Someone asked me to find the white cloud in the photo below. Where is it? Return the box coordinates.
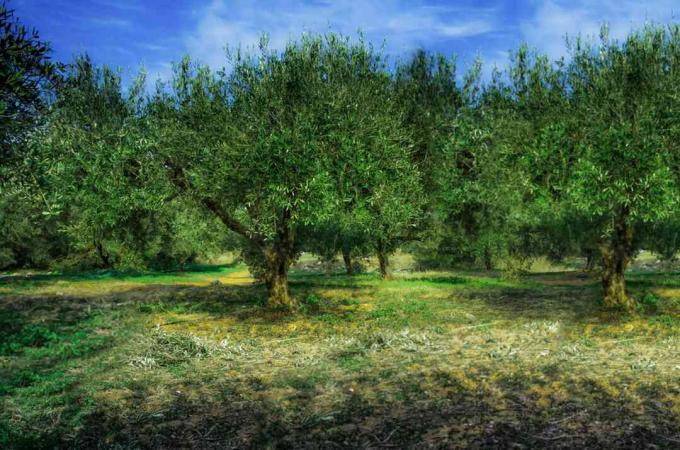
[439,20,493,38]
[87,17,132,28]
[88,17,131,28]
[92,0,144,12]
[184,0,499,69]
[521,0,679,58]
[147,61,173,84]
[179,0,680,77]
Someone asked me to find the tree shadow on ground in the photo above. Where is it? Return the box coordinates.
[3,276,679,448]
[63,373,680,449]
[0,262,241,291]
[452,284,606,322]
[399,275,470,285]
[0,279,379,329]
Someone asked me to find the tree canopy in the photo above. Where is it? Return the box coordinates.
[3,17,680,312]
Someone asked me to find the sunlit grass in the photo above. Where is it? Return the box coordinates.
[1,262,679,447]
[0,263,250,297]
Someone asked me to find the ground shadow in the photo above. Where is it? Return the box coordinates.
[399,275,470,285]
[0,262,241,289]
[452,284,606,322]
[59,369,680,449]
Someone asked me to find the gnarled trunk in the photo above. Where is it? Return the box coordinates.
[263,245,294,308]
[342,247,353,275]
[376,240,391,279]
[600,210,634,310]
[262,212,298,309]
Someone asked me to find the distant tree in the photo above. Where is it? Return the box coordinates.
[35,57,226,271]
[325,51,424,279]
[395,50,463,188]
[422,51,550,276]
[38,57,148,269]
[643,216,680,267]
[298,221,371,275]
[365,163,423,279]
[395,51,476,272]
[441,86,538,275]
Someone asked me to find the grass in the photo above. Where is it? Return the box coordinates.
[0,262,247,297]
[1,260,679,448]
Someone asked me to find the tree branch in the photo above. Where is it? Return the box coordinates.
[202,197,265,247]
[164,159,264,246]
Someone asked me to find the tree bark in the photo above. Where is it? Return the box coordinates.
[342,247,353,275]
[261,211,298,309]
[600,209,635,310]
[483,246,493,271]
[94,240,111,268]
[376,240,391,279]
[263,245,294,308]
[584,249,596,272]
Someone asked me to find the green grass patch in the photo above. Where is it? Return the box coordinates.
[1,265,679,448]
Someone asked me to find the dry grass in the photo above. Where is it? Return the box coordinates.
[1,261,679,448]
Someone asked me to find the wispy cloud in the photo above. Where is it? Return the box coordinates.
[88,16,131,28]
[185,0,500,69]
[439,20,493,38]
[138,43,169,52]
[92,0,145,12]
[521,0,679,58]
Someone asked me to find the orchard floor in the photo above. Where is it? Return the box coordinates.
[1,261,679,448]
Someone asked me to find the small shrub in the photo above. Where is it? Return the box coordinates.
[649,314,677,327]
[640,293,659,306]
[636,293,660,313]
[0,325,58,354]
[301,294,323,312]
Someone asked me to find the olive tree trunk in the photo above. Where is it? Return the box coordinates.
[262,213,298,309]
[483,247,493,271]
[342,247,353,275]
[600,210,634,310]
[376,240,391,279]
[584,248,596,272]
[94,240,111,268]
[262,246,294,307]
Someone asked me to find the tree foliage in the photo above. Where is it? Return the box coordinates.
[145,34,421,305]
[3,18,680,313]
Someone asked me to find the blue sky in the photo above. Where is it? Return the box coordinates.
[12,0,680,83]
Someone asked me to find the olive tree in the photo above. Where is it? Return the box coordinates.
[298,221,371,275]
[149,34,417,305]
[0,4,61,269]
[564,25,680,309]
[0,3,59,160]
[394,51,474,273]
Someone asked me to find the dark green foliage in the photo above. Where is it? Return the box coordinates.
[298,222,371,274]
[27,56,234,271]
[2,17,680,312]
[643,214,680,266]
[146,34,422,302]
[0,185,67,269]
[0,3,59,162]
[0,4,63,270]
